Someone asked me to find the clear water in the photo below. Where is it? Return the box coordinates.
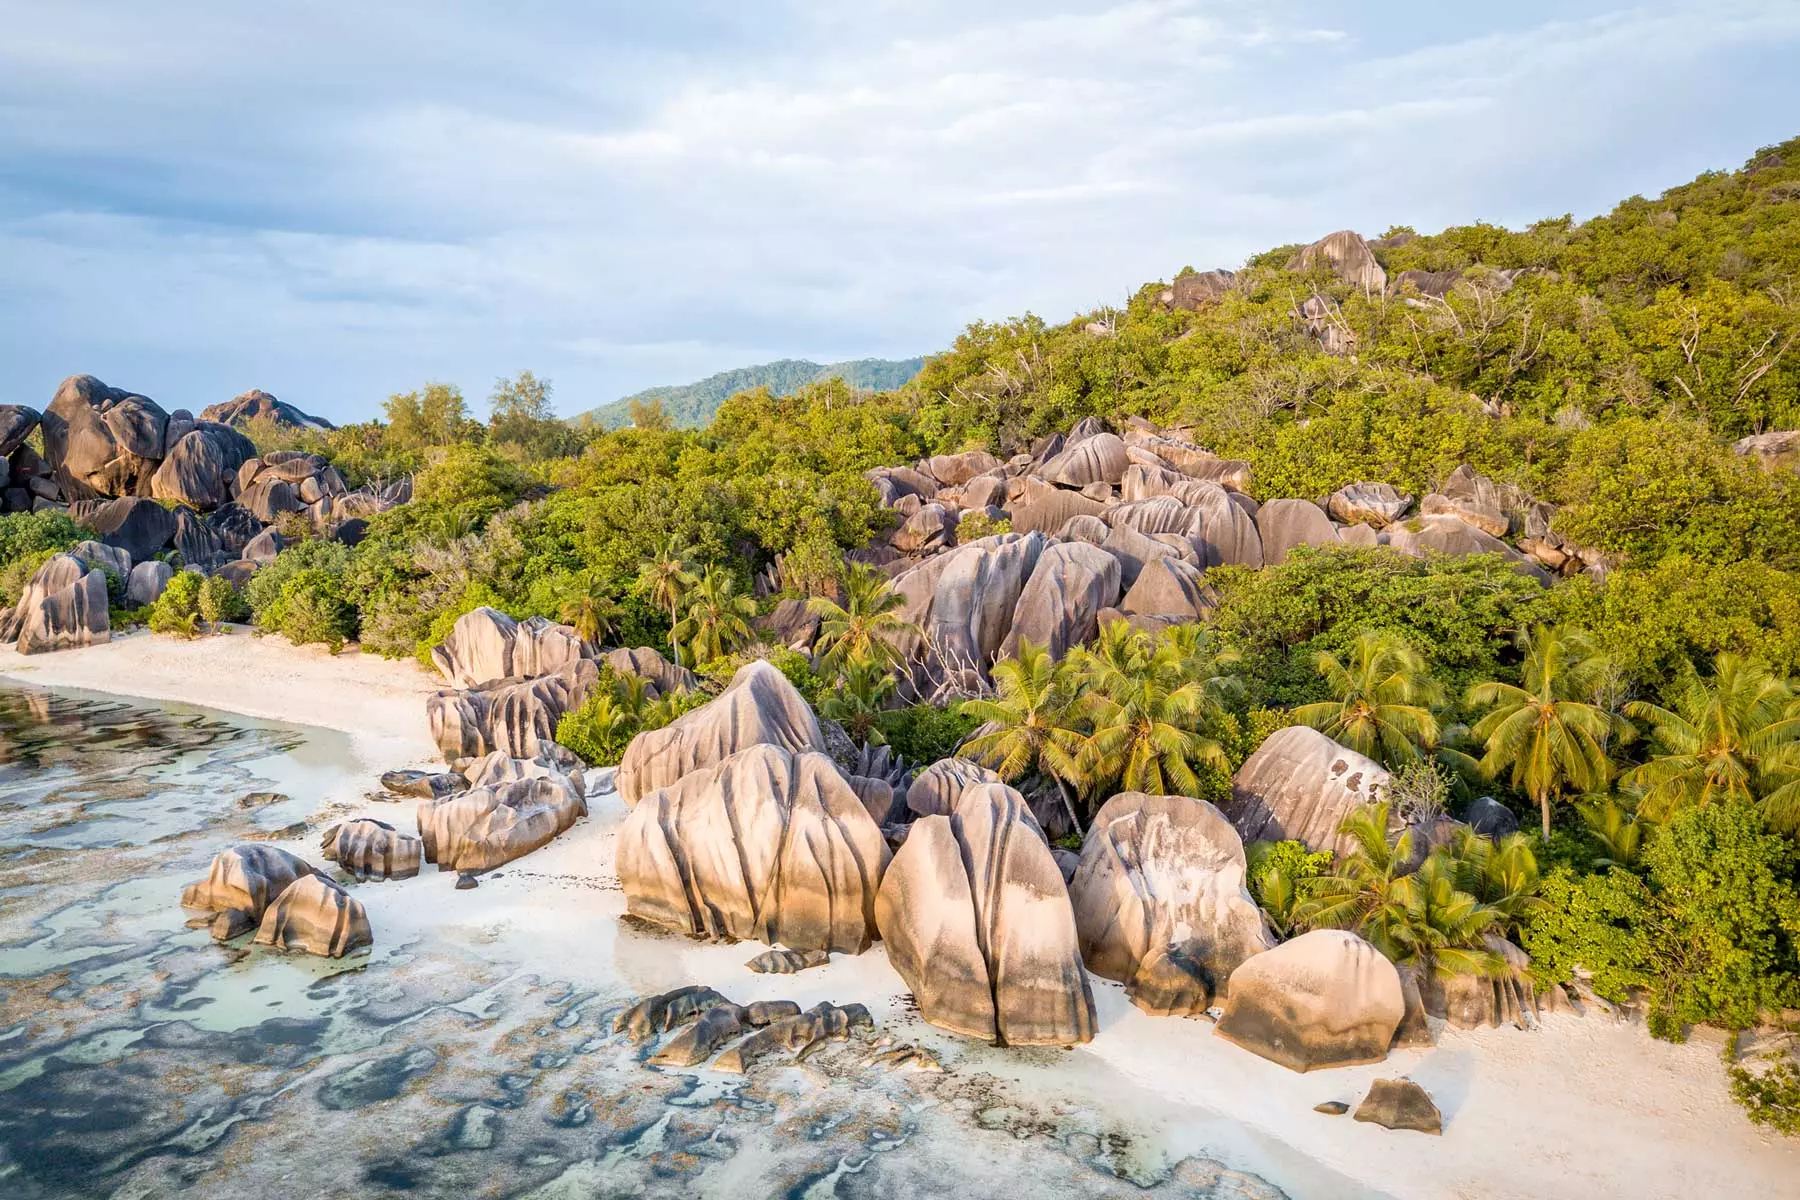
[0,683,1369,1199]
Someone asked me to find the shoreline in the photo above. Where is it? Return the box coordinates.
[3,632,1797,1198]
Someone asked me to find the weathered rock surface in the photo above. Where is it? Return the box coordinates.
[906,757,1004,818]
[253,874,373,958]
[322,818,422,881]
[1383,515,1549,582]
[1119,555,1210,622]
[1290,230,1387,293]
[126,560,175,606]
[1039,432,1129,487]
[149,424,256,510]
[1225,727,1391,857]
[614,986,735,1044]
[180,845,322,936]
[11,554,110,654]
[713,1001,873,1073]
[999,540,1121,660]
[380,769,470,800]
[1215,930,1405,1072]
[1353,1078,1442,1134]
[876,782,1096,1046]
[1068,792,1274,1015]
[650,1004,748,1066]
[1254,498,1339,566]
[428,659,600,761]
[1424,934,1540,1030]
[746,947,831,974]
[615,660,825,808]
[602,646,695,697]
[417,773,586,873]
[1327,482,1412,528]
[1465,796,1519,839]
[70,496,176,564]
[41,375,170,500]
[617,744,889,953]
[201,388,335,431]
[0,406,40,458]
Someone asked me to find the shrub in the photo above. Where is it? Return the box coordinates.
[0,510,87,581]
[147,570,205,639]
[197,574,249,626]
[875,701,982,765]
[263,568,358,652]
[1246,839,1333,935]
[1730,1051,1800,1135]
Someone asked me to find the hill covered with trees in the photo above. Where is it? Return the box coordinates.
[573,356,926,430]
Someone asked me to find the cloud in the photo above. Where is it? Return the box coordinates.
[0,0,1797,419]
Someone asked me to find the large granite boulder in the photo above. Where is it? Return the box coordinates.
[1069,792,1274,1015]
[1383,515,1549,582]
[1119,556,1210,622]
[1166,268,1236,311]
[895,533,1047,674]
[1254,498,1339,566]
[617,744,890,953]
[906,756,1004,818]
[1038,432,1129,487]
[892,502,955,554]
[1215,930,1405,1071]
[40,375,170,500]
[999,541,1121,660]
[417,773,586,873]
[70,496,177,564]
[322,818,422,881]
[150,424,256,510]
[126,560,175,606]
[179,845,323,940]
[1224,727,1391,857]
[253,874,372,958]
[1423,934,1541,1030]
[427,659,601,761]
[201,389,335,431]
[602,646,695,697]
[429,607,600,690]
[0,406,40,457]
[1289,230,1387,293]
[207,501,262,555]
[922,451,1003,486]
[11,554,110,654]
[237,475,305,524]
[876,781,1096,1046]
[1327,482,1412,528]
[615,660,825,808]
[1007,478,1108,534]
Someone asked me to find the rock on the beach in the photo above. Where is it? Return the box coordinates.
[430,607,520,687]
[746,947,831,974]
[1424,934,1541,1030]
[1353,1078,1443,1135]
[712,1001,873,1073]
[650,1004,749,1066]
[876,781,1096,1047]
[427,659,601,761]
[252,874,373,958]
[614,985,737,1044]
[179,845,323,937]
[617,744,889,954]
[126,560,174,607]
[11,554,110,654]
[322,818,422,881]
[1068,792,1274,1015]
[614,660,825,808]
[1214,929,1405,1072]
[380,769,469,800]
[1224,726,1391,857]
[905,756,1004,818]
[417,773,586,874]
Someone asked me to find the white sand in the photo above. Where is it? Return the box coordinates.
[5,631,1799,1198]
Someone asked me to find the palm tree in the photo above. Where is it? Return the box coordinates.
[1620,654,1800,831]
[672,568,757,666]
[820,654,896,747]
[808,562,917,672]
[961,638,1088,833]
[1074,635,1239,803]
[561,583,623,647]
[636,537,698,667]
[1439,826,1546,932]
[1292,631,1443,766]
[1575,794,1650,869]
[1294,803,1504,978]
[1466,626,1621,843]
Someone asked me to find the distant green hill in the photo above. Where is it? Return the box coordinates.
[573,356,926,429]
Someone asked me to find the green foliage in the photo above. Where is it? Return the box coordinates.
[1291,630,1443,766]
[147,570,204,639]
[554,667,707,766]
[266,568,358,652]
[576,357,926,430]
[412,444,534,523]
[1730,1051,1800,1135]
[0,511,89,606]
[875,701,980,766]
[1246,839,1333,935]
[1521,865,1658,1001]
[955,510,1012,541]
[197,574,250,627]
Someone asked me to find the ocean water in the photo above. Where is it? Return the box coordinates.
[0,683,1371,1200]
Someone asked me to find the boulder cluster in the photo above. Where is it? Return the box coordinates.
[0,375,407,655]
[842,414,1599,697]
[180,844,374,958]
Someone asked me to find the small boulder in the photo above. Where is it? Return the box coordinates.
[322,818,422,881]
[1465,796,1519,839]
[1254,498,1339,566]
[1353,1079,1442,1135]
[126,560,174,607]
[746,947,830,974]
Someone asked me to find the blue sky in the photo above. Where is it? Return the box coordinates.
[3,1,1798,423]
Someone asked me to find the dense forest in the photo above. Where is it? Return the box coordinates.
[9,134,1800,1128]
[572,356,926,430]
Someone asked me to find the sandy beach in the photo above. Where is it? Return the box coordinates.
[3,632,1798,1199]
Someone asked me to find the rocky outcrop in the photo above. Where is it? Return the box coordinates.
[1465,797,1519,839]
[322,818,422,881]
[417,773,586,873]
[1039,433,1129,488]
[180,845,323,940]
[10,554,110,654]
[905,757,1004,818]
[201,389,335,431]
[126,560,174,606]
[1215,930,1405,1071]
[999,540,1121,660]
[1118,555,1210,622]
[1289,231,1387,293]
[70,496,177,564]
[41,375,169,501]
[617,744,890,953]
[876,782,1096,1046]
[1353,1079,1442,1135]
[150,424,257,510]
[1327,482,1412,528]
[1423,934,1540,1030]
[1254,498,1339,566]
[252,874,372,958]
[712,1001,874,1073]
[1164,268,1236,311]
[602,646,695,697]
[428,659,601,762]
[1068,792,1274,1015]
[0,406,41,457]
[615,660,825,808]
[893,532,1047,678]
[1383,515,1549,582]
[1224,727,1391,856]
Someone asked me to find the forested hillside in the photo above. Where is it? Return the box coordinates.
[573,356,926,430]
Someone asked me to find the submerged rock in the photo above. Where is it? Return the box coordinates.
[1215,930,1405,1072]
[617,744,889,954]
[876,781,1096,1047]
[252,874,372,958]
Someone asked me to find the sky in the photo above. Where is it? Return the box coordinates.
[2,1,1799,424]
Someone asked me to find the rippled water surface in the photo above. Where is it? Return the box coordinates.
[0,683,1356,1200]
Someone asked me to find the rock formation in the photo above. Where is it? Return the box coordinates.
[1225,727,1391,856]
[876,781,1096,1046]
[905,757,1004,818]
[252,874,373,958]
[180,845,324,940]
[1214,930,1405,1071]
[201,389,335,431]
[1353,1079,1443,1135]
[1067,792,1274,1015]
[616,744,889,953]
[417,773,586,873]
[322,818,423,881]
[8,554,110,654]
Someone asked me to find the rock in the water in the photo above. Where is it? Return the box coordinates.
[322,818,422,881]
[1254,498,1339,566]
[11,554,110,654]
[615,660,826,808]
[906,756,1004,818]
[746,947,831,974]
[1224,727,1391,857]
[876,782,1096,1046]
[1215,930,1405,1072]
[252,874,372,958]
[417,774,586,873]
[1353,1078,1442,1134]
[180,845,323,937]
[126,560,175,606]
[1068,792,1274,1015]
[618,744,889,953]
